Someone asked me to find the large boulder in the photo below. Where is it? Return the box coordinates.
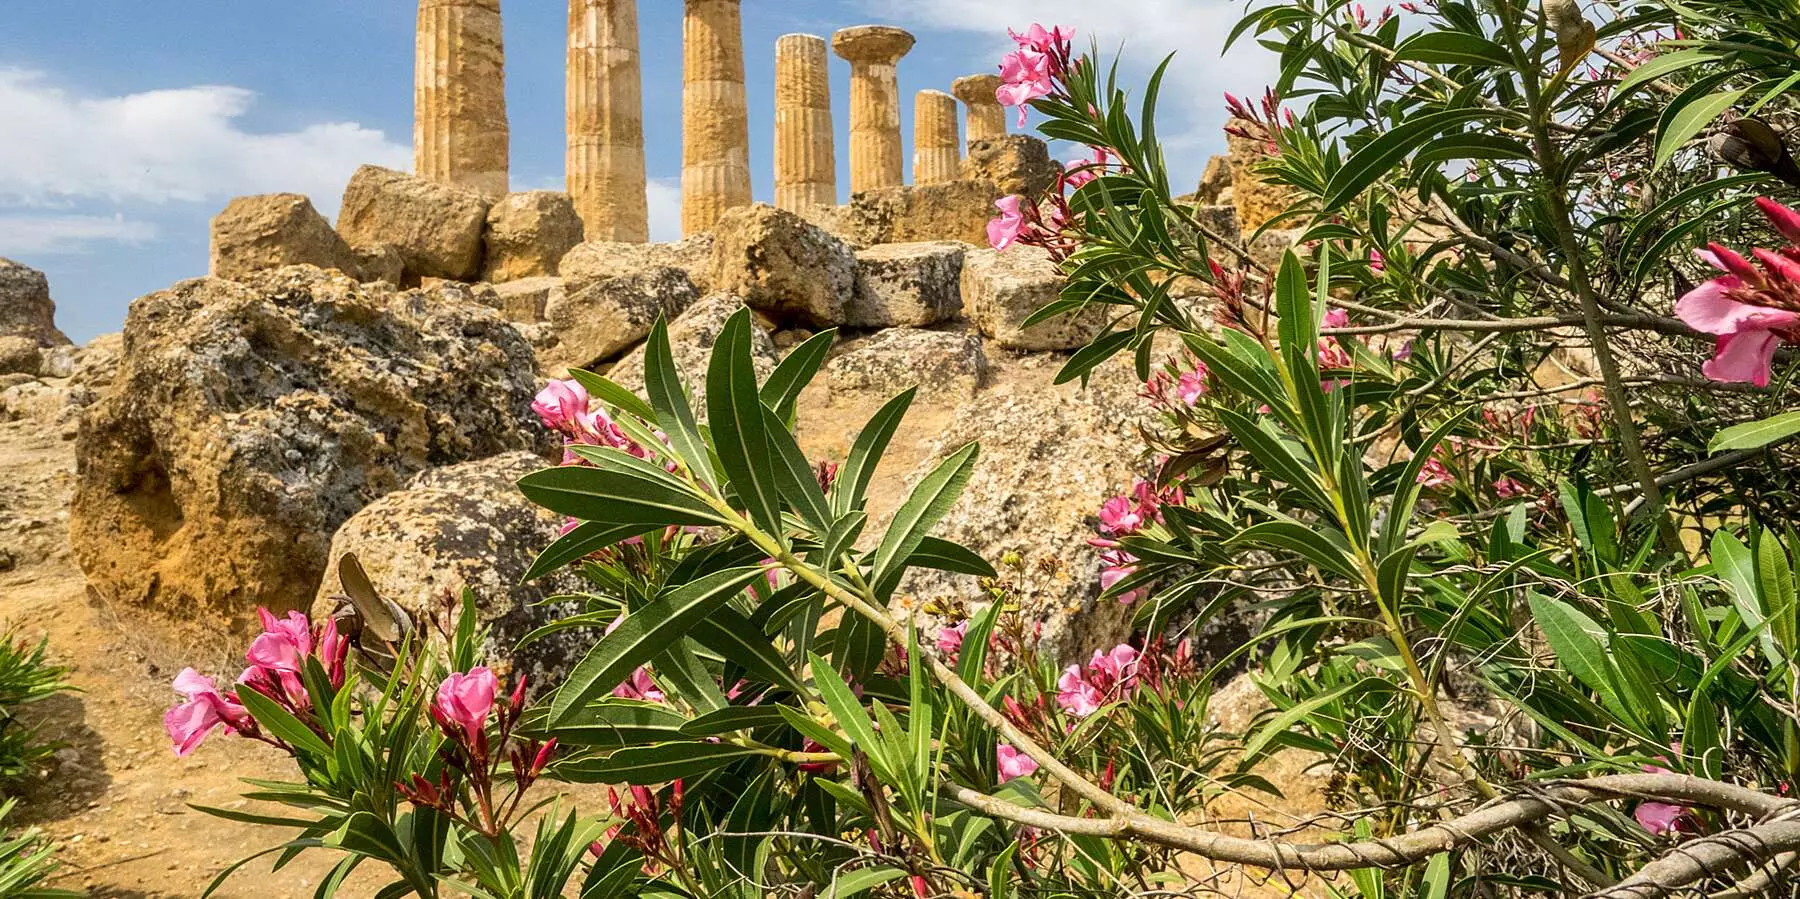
[482,191,585,283]
[883,354,1149,661]
[337,165,490,283]
[560,236,716,297]
[960,247,1106,351]
[608,294,777,410]
[489,276,561,323]
[310,452,584,684]
[209,194,360,281]
[847,242,966,329]
[962,136,1060,198]
[826,328,986,399]
[70,266,549,623]
[710,205,856,328]
[538,267,701,376]
[0,336,40,378]
[0,259,69,346]
[842,180,998,246]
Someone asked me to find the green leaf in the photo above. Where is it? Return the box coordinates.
[1228,521,1358,579]
[1244,680,1365,760]
[1394,31,1511,67]
[521,521,655,582]
[522,700,688,748]
[1709,411,1800,454]
[549,566,765,726]
[828,867,906,899]
[1617,48,1722,96]
[869,443,980,600]
[761,329,838,421]
[679,705,792,737]
[808,652,880,754]
[559,742,759,784]
[1654,86,1744,171]
[762,404,833,536]
[690,607,810,697]
[907,536,997,578]
[1528,594,1623,715]
[643,317,716,488]
[1323,108,1494,209]
[832,388,915,517]
[517,463,724,529]
[237,689,334,759]
[566,370,656,423]
[707,308,784,536]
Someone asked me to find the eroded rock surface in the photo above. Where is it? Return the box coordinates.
[70,266,548,623]
[607,294,777,409]
[847,242,966,328]
[826,328,986,398]
[710,205,856,328]
[961,246,1105,351]
[482,191,584,283]
[209,194,360,281]
[0,259,70,346]
[337,165,490,283]
[539,267,701,376]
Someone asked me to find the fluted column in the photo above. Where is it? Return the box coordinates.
[568,0,648,242]
[833,25,915,193]
[774,34,837,213]
[951,74,1006,143]
[913,90,960,185]
[415,0,510,197]
[682,0,753,235]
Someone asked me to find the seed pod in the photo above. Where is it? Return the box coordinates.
[1542,0,1595,72]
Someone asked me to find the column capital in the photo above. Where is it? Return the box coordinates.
[832,25,915,64]
[951,73,1002,106]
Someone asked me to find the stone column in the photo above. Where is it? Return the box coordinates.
[912,90,960,185]
[568,0,649,242]
[951,74,1006,143]
[682,0,753,235]
[774,34,837,214]
[833,25,915,193]
[415,0,510,197]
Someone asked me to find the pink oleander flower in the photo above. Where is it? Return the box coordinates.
[1323,308,1351,329]
[533,380,591,435]
[1673,198,1800,386]
[1391,339,1415,362]
[1176,367,1208,405]
[997,742,1039,782]
[165,668,251,756]
[1368,249,1386,273]
[935,620,969,659]
[1056,664,1105,716]
[1417,459,1454,488]
[1493,476,1528,499]
[1089,644,1140,688]
[241,608,346,710]
[1064,146,1112,190]
[246,608,313,673]
[434,667,499,739]
[1097,495,1144,535]
[988,195,1027,251]
[1009,24,1076,57]
[997,50,1055,126]
[1635,801,1686,836]
[612,666,665,703]
[1098,553,1144,605]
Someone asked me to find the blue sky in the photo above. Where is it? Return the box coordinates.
[0,1,1273,343]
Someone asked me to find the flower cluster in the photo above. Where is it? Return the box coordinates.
[1142,353,1210,412]
[594,782,684,875]
[404,667,557,838]
[1674,198,1800,386]
[995,24,1076,127]
[1224,89,1296,154]
[164,609,349,756]
[533,379,660,465]
[1088,479,1185,604]
[1056,644,1142,717]
[996,742,1039,782]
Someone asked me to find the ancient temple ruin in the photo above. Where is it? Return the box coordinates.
[405,2,1014,236]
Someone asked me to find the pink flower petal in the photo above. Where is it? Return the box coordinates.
[1704,329,1785,387]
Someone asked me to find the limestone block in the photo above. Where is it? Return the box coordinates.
[338,165,490,282]
[709,204,856,328]
[962,136,1060,198]
[209,194,360,282]
[482,191,585,282]
[960,246,1105,351]
[0,258,70,346]
[826,327,986,398]
[848,241,966,328]
[538,267,701,375]
[843,180,999,246]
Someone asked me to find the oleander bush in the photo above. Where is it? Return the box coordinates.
[168,1,1800,896]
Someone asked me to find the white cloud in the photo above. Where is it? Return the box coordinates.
[0,213,156,255]
[0,69,408,218]
[863,0,1279,186]
[647,178,683,243]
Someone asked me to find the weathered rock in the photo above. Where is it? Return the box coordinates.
[351,243,406,286]
[884,354,1149,660]
[337,165,490,282]
[843,180,997,246]
[1197,154,1234,205]
[68,332,123,397]
[1226,124,1299,233]
[489,276,561,323]
[560,235,715,296]
[826,328,986,398]
[538,267,701,375]
[0,259,70,346]
[710,204,856,328]
[1189,204,1243,247]
[1249,228,1304,270]
[608,294,777,409]
[208,194,360,281]
[0,336,41,377]
[310,452,584,684]
[481,191,585,283]
[847,242,966,328]
[70,266,549,623]
[960,247,1105,351]
[962,136,1059,197]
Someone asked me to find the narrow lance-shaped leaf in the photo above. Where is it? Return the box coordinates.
[870,443,981,600]
[643,317,716,488]
[706,309,784,537]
